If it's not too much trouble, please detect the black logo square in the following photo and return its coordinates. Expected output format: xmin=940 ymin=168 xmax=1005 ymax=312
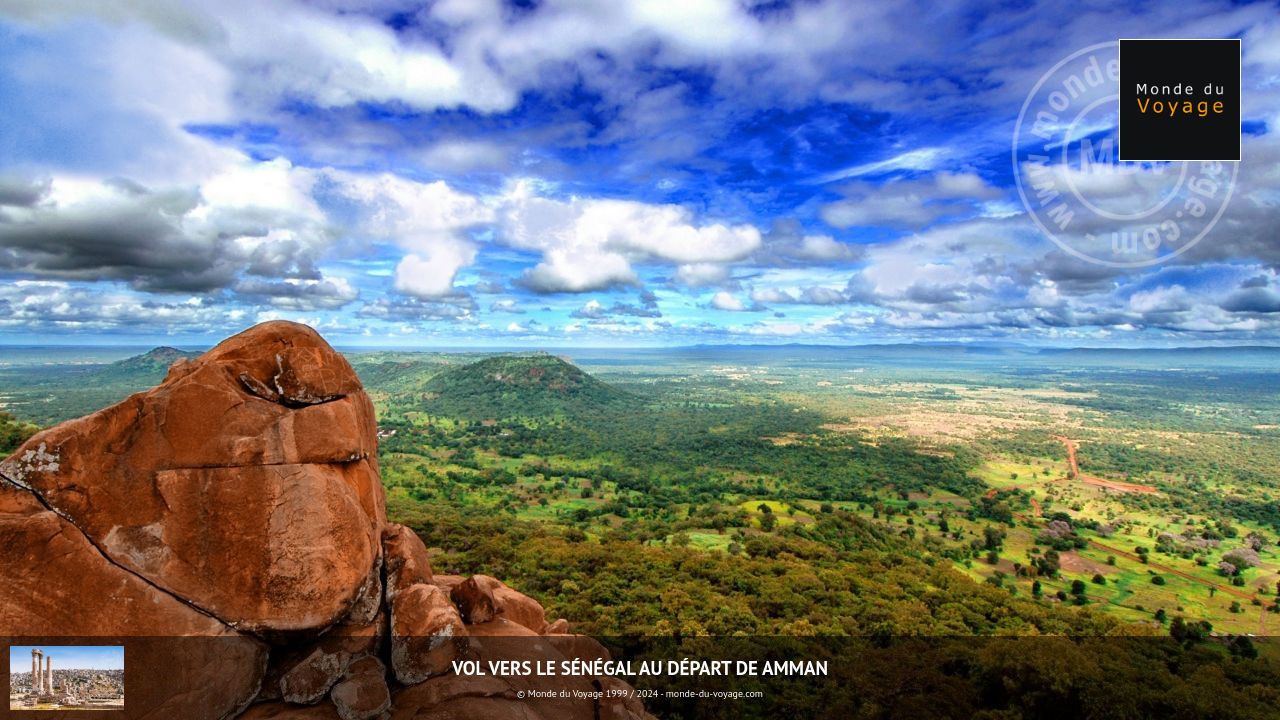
xmin=1119 ymin=38 xmax=1240 ymax=161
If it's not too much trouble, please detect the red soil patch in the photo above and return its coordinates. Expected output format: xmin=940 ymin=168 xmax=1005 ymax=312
xmin=1055 ymin=435 xmax=1157 ymax=494
xmin=1058 ymin=551 xmax=1114 ymax=576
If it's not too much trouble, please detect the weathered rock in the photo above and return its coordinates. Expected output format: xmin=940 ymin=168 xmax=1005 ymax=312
xmin=430 ymin=574 xmax=465 ymax=592
xmin=545 ymin=634 xmax=611 ymax=664
xmin=0 ymin=481 xmax=268 ymax=720
xmin=382 ymin=523 xmax=433 ymax=597
xmin=390 ymin=583 xmax=467 ymax=684
xmin=280 ymin=647 xmax=349 ymax=705
xmin=0 ymin=321 xmax=385 ymax=636
xmin=344 ymin=565 xmax=385 ymax=628
xmin=597 ymin=676 xmax=654 ymax=720
xmin=451 ymin=574 xmax=549 ymax=633
xmin=240 ymin=701 xmax=342 ymax=719
xmin=330 ymin=655 xmax=391 ymax=720
xmin=257 ymin=612 xmax=385 ymax=705
xmin=545 ymin=618 xmax=570 ymax=634
xmin=466 ymin=617 xmax=541 ymax=638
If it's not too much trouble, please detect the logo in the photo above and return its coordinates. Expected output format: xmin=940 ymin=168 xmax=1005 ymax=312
xmin=1119 ymin=39 xmax=1241 ymax=161
xmin=1012 ymin=42 xmax=1237 ymax=268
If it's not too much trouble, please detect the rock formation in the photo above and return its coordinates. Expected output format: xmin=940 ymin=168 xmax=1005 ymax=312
xmin=0 ymin=321 xmax=652 ymax=720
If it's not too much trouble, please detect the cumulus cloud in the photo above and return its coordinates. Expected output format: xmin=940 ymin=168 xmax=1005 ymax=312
xmin=674 ymin=262 xmax=733 ymax=288
xmin=488 ymin=298 xmax=524 ymax=313
xmin=357 ymin=294 xmax=476 ymax=322
xmin=4 ymin=0 xmax=1280 ymax=343
xmin=750 ymin=284 xmax=846 ymax=306
xmin=749 ymin=287 xmax=795 ymax=305
xmin=820 ymin=172 xmax=1003 ymax=230
xmin=753 ymin=220 xmax=862 ymax=267
xmin=502 ymin=181 xmax=760 ymax=293
xmin=711 ymin=291 xmax=760 ymax=312
xmin=0 ymin=160 xmax=338 ymax=297
xmin=0 ymin=279 xmax=239 ymax=332
xmin=332 ymin=171 xmax=493 ymax=298
xmin=570 ymin=291 xmax=661 ymax=320
xmin=419 ymin=140 xmax=510 ymax=173
xmin=232 ymin=276 xmax=357 ymax=310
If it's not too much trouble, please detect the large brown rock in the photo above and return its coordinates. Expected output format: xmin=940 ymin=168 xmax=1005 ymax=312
xmin=390 ymin=583 xmax=467 ymax=684
xmin=382 ymin=523 xmax=433 ymax=597
xmin=451 ymin=574 xmax=549 ymax=634
xmin=330 ymin=655 xmax=392 ymax=720
xmin=0 ymin=483 xmax=267 ymax=720
xmin=279 ymin=647 xmax=349 ymax=705
xmin=0 ymin=321 xmax=385 ymax=636
xmin=240 ymin=701 xmax=342 ymax=719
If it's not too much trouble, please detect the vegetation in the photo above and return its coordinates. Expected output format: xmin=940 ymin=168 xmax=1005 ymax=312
xmin=3 ymin=345 xmax=1278 ymax=655
xmin=4 ymin=344 xmax=1279 ymax=716
xmin=0 ymin=410 xmax=37 ymax=455
xmin=418 ymin=353 xmax=632 ymax=419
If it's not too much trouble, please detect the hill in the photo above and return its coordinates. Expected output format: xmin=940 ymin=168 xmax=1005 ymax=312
xmin=89 ymin=346 xmax=200 ymax=385
xmin=421 ymin=354 xmax=631 ymax=419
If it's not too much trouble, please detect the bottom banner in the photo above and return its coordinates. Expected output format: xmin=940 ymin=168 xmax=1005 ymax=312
xmin=4 ymin=634 xmax=1278 ymax=719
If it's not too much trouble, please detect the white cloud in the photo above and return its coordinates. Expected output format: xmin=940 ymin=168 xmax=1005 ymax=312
xmin=571 ymin=299 xmax=606 ymax=319
xmin=332 ymin=171 xmax=493 ymax=298
xmin=501 ymin=181 xmax=760 ymax=293
xmin=675 ymin=262 xmax=732 ymax=287
xmin=419 ymin=140 xmax=510 ymax=173
xmin=749 ymin=287 xmax=795 ymax=304
xmin=814 ymin=147 xmax=946 ymax=184
xmin=0 ymin=279 xmax=237 ymax=332
xmin=392 ymin=244 xmax=476 ymax=299
xmin=821 ymin=172 xmax=1003 ymax=230
xmin=710 ymin=291 xmax=746 ymax=311
xmin=0 ymin=158 xmax=337 ymax=294
xmin=488 ymin=298 xmax=523 ymax=313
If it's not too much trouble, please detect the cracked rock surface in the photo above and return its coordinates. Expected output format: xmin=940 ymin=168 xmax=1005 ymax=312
xmin=0 ymin=320 xmax=652 ymax=720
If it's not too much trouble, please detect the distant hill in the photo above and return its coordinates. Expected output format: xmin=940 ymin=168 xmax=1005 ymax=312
xmin=90 ymin=346 xmax=200 ymax=385
xmin=421 ymin=354 xmax=630 ymax=419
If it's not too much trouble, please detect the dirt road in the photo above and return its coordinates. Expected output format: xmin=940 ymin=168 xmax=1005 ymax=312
xmin=1053 ymin=435 xmax=1158 ymax=494
xmin=1085 ymin=538 xmax=1257 ymax=601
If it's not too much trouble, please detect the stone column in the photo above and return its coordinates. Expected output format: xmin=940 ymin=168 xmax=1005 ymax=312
xmin=31 ymin=649 xmax=39 ymax=693
xmin=45 ymin=656 xmax=53 ymax=693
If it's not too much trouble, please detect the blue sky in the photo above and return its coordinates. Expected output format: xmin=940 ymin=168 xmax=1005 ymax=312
xmin=9 ymin=645 xmax=123 ymax=673
xmin=0 ymin=1 xmax=1278 ymax=347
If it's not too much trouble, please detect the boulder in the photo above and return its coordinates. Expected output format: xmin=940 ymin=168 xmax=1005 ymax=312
xmin=430 ymin=574 xmax=466 ymax=592
xmin=545 ymin=634 xmax=611 ymax=664
xmin=390 ymin=583 xmax=467 ymax=684
xmin=0 ymin=321 xmax=385 ymax=636
xmin=0 ymin=482 xmax=268 ymax=720
xmin=279 ymin=647 xmax=349 ymax=705
xmin=451 ymin=574 xmax=549 ymax=633
xmin=240 ymin=701 xmax=342 ymax=719
xmin=330 ymin=655 xmax=391 ymax=720
xmin=382 ymin=523 xmax=433 ymax=597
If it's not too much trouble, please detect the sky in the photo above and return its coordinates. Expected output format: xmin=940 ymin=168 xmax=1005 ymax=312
xmin=9 ymin=645 xmax=124 ymax=673
xmin=0 ymin=0 xmax=1278 ymax=347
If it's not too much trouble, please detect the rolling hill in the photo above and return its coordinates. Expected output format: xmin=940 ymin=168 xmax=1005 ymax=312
xmin=91 ymin=346 xmax=200 ymax=384
xmin=420 ymin=354 xmax=631 ymax=419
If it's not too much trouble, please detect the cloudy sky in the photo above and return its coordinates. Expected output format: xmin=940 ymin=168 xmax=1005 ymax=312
xmin=1 ymin=0 xmax=1278 ymax=347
